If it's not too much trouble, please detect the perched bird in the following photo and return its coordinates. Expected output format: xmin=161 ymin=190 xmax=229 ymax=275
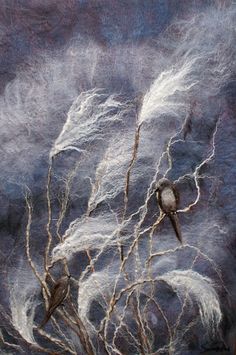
xmin=40 ymin=274 xmax=71 ymax=328
xmin=156 ymin=178 xmax=182 ymax=244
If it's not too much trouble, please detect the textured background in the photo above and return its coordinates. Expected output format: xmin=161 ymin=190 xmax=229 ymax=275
xmin=0 ymin=1 xmax=235 ymax=354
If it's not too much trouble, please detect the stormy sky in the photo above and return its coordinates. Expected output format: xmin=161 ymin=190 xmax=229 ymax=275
xmin=0 ymin=1 xmax=235 ymax=354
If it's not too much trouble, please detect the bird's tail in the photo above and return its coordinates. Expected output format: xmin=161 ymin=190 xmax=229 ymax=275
xmin=168 ymin=212 xmax=182 ymax=244
xmin=39 ymin=309 xmax=53 ymax=329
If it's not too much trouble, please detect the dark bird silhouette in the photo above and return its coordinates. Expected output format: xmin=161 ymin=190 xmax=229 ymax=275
xmin=40 ymin=274 xmax=71 ymax=328
xmin=156 ymin=178 xmax=182 ymax=244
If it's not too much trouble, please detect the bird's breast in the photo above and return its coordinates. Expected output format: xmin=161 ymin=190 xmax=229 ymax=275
xmin=161 ymin=187 xmax=177 ymax=212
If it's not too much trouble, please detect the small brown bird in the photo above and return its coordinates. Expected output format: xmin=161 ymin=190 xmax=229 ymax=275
xmin=156 ymin=178 xmax=182 ymax=244
xmin=40 ymin=274 xmax=71 ymax=328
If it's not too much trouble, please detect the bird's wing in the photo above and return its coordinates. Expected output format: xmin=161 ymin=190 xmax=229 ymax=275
xmin=173 ymin=185 xmax=180 ymax=207
xmin=39 ymin=278 xmax=69 ymax=328
xmin=49 ymin=279 xmax=68 ymax=309
xmin=157 ymin=191 xmax=164 ymax=212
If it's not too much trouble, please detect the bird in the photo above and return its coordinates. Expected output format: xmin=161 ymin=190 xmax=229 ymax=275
xmin=39 ymin=274 xmax=71 ymax=328
xmin=156 ymin=177 xmax=183 ymax=244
